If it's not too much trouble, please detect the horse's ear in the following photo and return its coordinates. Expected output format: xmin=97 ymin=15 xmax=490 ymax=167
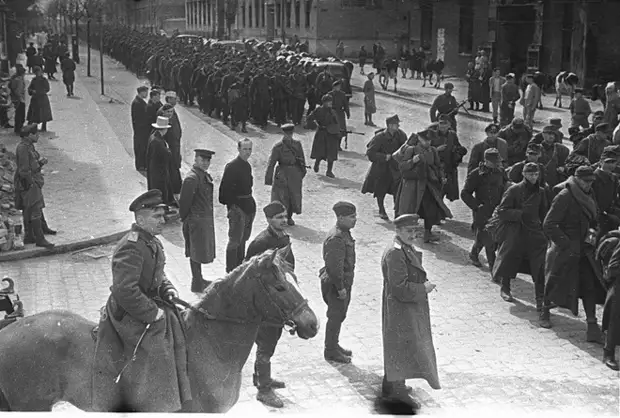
xmin=268 ymin=247 xmax=280 ymax=265
xmin=277 ymin=243 xmax=292 ymax=260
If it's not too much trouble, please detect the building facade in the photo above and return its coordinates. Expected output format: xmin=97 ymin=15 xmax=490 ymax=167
xmin=115 ymin=0 xmax=186 ymax=33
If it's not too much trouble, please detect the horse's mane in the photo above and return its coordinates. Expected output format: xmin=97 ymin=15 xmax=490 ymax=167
xmin=194 ymin=247 xmax=293 ymax=310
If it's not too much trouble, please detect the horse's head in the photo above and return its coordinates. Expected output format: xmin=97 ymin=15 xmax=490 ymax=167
xmin=246 ymin=245 xmax=319 ymax=340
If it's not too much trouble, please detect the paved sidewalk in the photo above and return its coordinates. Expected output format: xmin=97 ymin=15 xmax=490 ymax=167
xmin=349 ymin=71 xmax=604 ymax=133
xmin=0 ymin=57 xmax=147 ymax=261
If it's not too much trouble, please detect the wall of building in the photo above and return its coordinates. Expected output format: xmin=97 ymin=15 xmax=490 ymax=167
xmin=588 ymin=1 xmax=620 ymax=83
xmin=540 ymin=0 xmax=564 ymax=76
xmin=131 ymin=0 xmax=186 ymax=30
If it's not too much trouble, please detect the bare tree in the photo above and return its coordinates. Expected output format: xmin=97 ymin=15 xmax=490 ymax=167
xmin=82 ymin=0 xmax=104 ymax=77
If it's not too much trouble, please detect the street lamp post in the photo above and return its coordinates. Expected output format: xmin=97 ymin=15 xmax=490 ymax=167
xmin=99 ymin=15 xmax=104 ymax=95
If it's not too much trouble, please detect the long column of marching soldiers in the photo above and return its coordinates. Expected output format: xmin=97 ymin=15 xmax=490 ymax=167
xmin=94 ymin=25 xmax=341 ymax=132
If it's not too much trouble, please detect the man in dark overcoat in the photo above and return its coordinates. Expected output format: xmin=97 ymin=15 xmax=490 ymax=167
xmin=289 ymin=67 xmax=307 ymax=125
xmin=146 ymin=116 xmax=175 ymax=208
xmin=219 ymin=138 xmax=257 ymax=272
xmin=531 ymin=126 xmax=570 ymax=188
xmin=250 ymin=71 xmax=271 ymax=127
xmin=329 ymin=80 xmax=350 ymax=150
xmin=26 ymin=66 xmax=52 ymax=132
xmin=131 ymin=86 xmax=150 ymax=172
xmin=92 ymin=189 xmax=192 ymax=412
xmin=592 ymin=156 xmax=620 ymax=241
xmin=429 ymin=83 xmax=458 ymax=131
xmin=179 ymin=149 xmax=216 ymax=294
xmin=499 ymin=73 xmax=520 ymax=127
xmin=146 ymin=90 xmax=162 ymax=125
xmin=245 ymin=201 xmax=296 ymax=409
xmin=498 ymin=118 xmax=532 ymax=166
xmin=361 ymin=114 xmax=407 ymax=220
xmin=601 ymin=235 xmax=620 ymax=370
xmin=572 ymin=123 xmax=612 ymax=164
xmin=60 ymin=53 xmax=76 ymax=97
xmin=468 ymin=124 xmax=508 ymax=173
xmin=541 ymin=166 xmax=607 ymax=340
xmin=461 ymin=148 xmax=509 ymax=269
xmin=426 ymin=115 xmax=467 ymax=201
xmin=308 ymin=94 xmax=341 ymax=178
xmin=159 ymin=94 xmax=183 ymax=201
xmin=381 ymin=214 xmax=440 ymax=409
xmin=492 ymin=163 xmax=548 ymax=307
xmin=320 ymin=201 xmax=357 ymax=364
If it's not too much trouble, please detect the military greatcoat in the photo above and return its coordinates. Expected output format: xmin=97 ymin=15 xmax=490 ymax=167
xmin=381 ymin=237 xmax=440 ymax=389
xmin=265 ymin=137 xmax=307 ymax=214
xmin=309 ymin=105 xmax=341 ymax=162
xmin=179 ymin=165 xmax=216 ymax=264
xmin=92 ymin=225 xmax=192 ymax=412
xmin=361 ymin=128 xmax=407 ymax=197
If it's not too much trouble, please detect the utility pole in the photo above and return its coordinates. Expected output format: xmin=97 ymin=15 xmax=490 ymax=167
xmin=99 ymin=15 xmax=104 ymax=95
xmin=86 ymin=17 xmax=91 ymax=76
xmin=281 ymin=0 xmax=285 ymax=43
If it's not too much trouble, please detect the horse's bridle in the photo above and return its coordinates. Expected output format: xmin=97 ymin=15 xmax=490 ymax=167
xmin=171 ymin=269 xmax=309 ymax=335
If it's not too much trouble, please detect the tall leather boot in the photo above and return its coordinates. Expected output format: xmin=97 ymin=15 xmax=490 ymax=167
xmin=32 ymin=218 xmax=54 ymax=249
xmin=469 ymin=243 xmax=482 ymax=267
xmin=23 ymin=215 xmax=35 ymax=245
xmin=586 ymin=321 xmax=603 ymax=344
xmin=225 ymin=248 xmax=238 ymax=273
xmin=254 ymin=363 xmax=284 ymax=408
xmin=41 ymin=213 xmax=57 ymax=235
xmin=324 ymin=319 xmax=350 ymax=363
xmin=500 ymin=276 xmax=514 ymax=302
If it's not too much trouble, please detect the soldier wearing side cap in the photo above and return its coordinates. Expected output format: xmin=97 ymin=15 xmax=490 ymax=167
xmin=541 ymin=166 xmax=607 ymax=341
xmin=381 ymin=214 xmax=440 ymax=408
xmin=573 ymin=122 xmax=612 ymax=164
xmin=320 ymin=201 xmax=357 ymax=364
xmin=265 ymin=124 xmax=307 ymax=226
xmin=430 ymin=83 xmax=458 ymax=131
xmin=493 ymin=162 xmax=548 ymax=313
xmin=461 ymin=148 xmax=509 ymax=269
xmin=328 ymin=80 xmax=350 ymax=151
xmin=245 ymin=201 xmax=296 ymax=409
xmin=361 ymin=114 xmax=407 ymax=220
xmin=92 ymin=189 xmax=191 ymax=412
xmin=179 ymin=149 xmax=216 ymax=293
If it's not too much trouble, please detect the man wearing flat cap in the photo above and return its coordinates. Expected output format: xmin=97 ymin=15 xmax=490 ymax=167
xmin=380 ymin=214 xmax=440 ymax=409
xmin=265 ymin=123 xmax=307 ymax=225
xmin=497 ymin=117 xmax=532 ymax=166
xmin=308 ymin=94 xmax=341 ymax=177
xmin=467 ymin=123 xmax=508 ymax=174
xmin=542 ymin=165 xmax=607 ymax=342
xmin=430 ymin=83 xmax=458 ymax=131
xmin=493 ymin=162 xmax=548 ymax=308
xmin=92 ymin=189 xmax=192 ymax=412
xmin=14 ymin=123 xmax=55 ymax=248
xmin=320 ymin=201 xmax=357 ymax=363
xmin=573 ymin=122 xmax=611 ymax=164
xmin=328 ymin=80 xmax=350 ymax=151
xmin=361 ymin=114 xmax=407 ymax=220
xmin=179 ymin=149 xmax=216 ymax=293
xmin=245 ymin=201 xmax=296 ymax=408
xmin=507 ymin=142 xmax=547 ymax=186
xmin=532 ymin=125 xmax=570 ymax=188
xmin=499 ymin=73 xmax=520 ymax=127
xmin=461 ymin=148 xmax=509 ymax=269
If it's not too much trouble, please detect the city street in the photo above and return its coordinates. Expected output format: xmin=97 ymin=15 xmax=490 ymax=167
xmin=1 ymin=48 xmax=617 ymax=415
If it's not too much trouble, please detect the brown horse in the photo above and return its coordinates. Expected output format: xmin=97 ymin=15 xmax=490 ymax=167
xmin=0 ymin=245 xmax=319 ymax=412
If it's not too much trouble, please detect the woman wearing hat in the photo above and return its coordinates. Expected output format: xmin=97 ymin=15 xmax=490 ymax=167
xmin=146 ymin=116 xmax=176 ymax=210
xmin=26 ymin=66 xmax=53 ymax=132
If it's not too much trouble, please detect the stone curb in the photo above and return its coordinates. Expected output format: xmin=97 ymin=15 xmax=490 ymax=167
xmin=0 ymin=230 xmax=129 ymax=262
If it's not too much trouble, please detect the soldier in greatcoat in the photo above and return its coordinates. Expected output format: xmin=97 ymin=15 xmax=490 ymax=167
xmin=246 ymin=201 xmax=296 ymax=408
xmin=467 ymin=124 xmax=508 ymax=173
xmin=572 ymin=123 xmax=612 ymax=164
xmin=265 ymin=124 xmax=306 ymax=226
xmin=541 ymin=166 xmax=607 ymax=340
xmin=329 ymin=80 xmax=350 ymax=151
xmin=499 ymin=73 xmax=520 ymax=127
xmin=179 ymin=149 xmax=216 ymax=294
xmin=131 ymin=86 xmax=150 ymax=172
xmin=492 ymin=163 xmax=548 ymax=307
xmin=381 ymin=214 xmax=440 ymax=409
xmin=361 ymin=114 xmax=407 ymax=220
xmin=497 ymin=118 xmax=533 ymax=166
xmin=429 ymin=83 xmax=458 ymax=131
xmin=308 ymin=94 xmax=341 ymax=178
xmin=600 ymin=234 xmax=620 ymax=371
xmin=461 ymin=148 xmax=509 ymax=269
xmin=531 ymin=126 xmax=570 ymax=188
xmin=92 ymin=189 xmax=192 ymax=412
xmin=426 ymin=115 xmax=467 ymax=201
xmin=320 ymin=201 xmax=357 ymax=364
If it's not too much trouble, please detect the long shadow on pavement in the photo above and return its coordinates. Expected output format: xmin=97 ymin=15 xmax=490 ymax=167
xmin=417 ymin=234 xmax=471 ymax=267
xmin=287 ymin=224 xmax=325 ymax=245
xmin=320 ymin=175 xmax=363 ymax=190
xmin=339 ymin=150 xmax=368 ymax=161
xmin=438 ymin=218 xmax=474 ymax=241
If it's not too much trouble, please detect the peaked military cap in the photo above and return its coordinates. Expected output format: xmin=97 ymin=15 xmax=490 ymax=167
xmin=263 ymin=201 xmax=287 ymax=218
xmin=575 ymin=165 xmax=595 ymax=180
xmin=549 ymin=118 xmax=562 ymax=127
xmin=542 ymin=125 xmax=556 ymax=133
xmin=165 ymin=91 xmax=177 ymax=99
xmin=527 ymin=143 xmax=542 ymax=153
xmin=332 ymin=80 xmax=341 ymax=87
xmin=506 ymin=73 xmax=515 ymax=79
xmin=596 ymin=123 xmax=610 ymax=132
xmin=522 ymin=162 xmax=540 ymax=174
xmin=281 ymin=123 xmax=295 ymax=132
xmin=19 ymin=123 xmax=38 ymax=137
xmin=393 ymin=214 xmax=419 ymax=228
xmin=574 ymin=87 xmax=584 ymax=93
xmin=485 ymin=123 xmax=499 ymax=132
xmin=194 ymin=149 xmax=215 ymax=159
xmin=129 ymin=189 xmax=167 ymax=212
xmin=593 ymin=110 xmax=605 ymax=117
xmin=332 ymin=201 xmax=356 ymax=217
xmin=386 ymin=115 xmax=400 ymax=125
xmin=484 ymin=148 xmax=500 ymax=160
xmin=444 ymin=82 xmax=454 ymax=90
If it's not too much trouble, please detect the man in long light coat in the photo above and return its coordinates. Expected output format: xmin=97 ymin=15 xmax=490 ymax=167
xmin=381 ymin=214 xmax=440 ymax=409
xmin=178 ymin=149 xmax=216 ymax=293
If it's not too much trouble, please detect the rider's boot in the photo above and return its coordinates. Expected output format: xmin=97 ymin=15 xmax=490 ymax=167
xmin=255 ymin=363 xmax=284 ymax=408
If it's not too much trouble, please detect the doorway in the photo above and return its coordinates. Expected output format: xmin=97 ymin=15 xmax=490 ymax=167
xmin=496 ymin=4 xmax=536 ymax=76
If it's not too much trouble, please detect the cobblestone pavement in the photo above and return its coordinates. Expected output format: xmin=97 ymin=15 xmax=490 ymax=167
xmin=349 ymin=70 xmax=605 ymax=133
xmin=2 ymin=49 xmax=617 ymax=415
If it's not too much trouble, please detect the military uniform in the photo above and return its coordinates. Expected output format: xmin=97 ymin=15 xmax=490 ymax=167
xmin=430 ymin=92 xmax=458 ymax=130
xmin=329 ymin=85 xmax=350 ymax=147
xmin=92 ymin=190 xmax=191 ymax=412
xmin=320 ymin=202 xmax=356 ymax=363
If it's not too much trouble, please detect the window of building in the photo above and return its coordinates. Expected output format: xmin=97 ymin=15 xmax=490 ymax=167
xmin=202 ymin=1 xmax=207 ymax=27
xmin=276 ymin=3 xmax=281 ymax=27
xmin=286 ymin=0 xmax=291 ymax=27
xmin=249 ymin=4 xmax=253 ymax=27
xmin=241 ymin=4 xmax=246 ymax=27
xmin=207 ymin=1 xmax=211 ymax=26
xmin=255 ymin=0 xmax=260 ymax=29
xmin=305 ymin=0 xmax=311 ymax=27
xmin=341 ymin=0 xmax=366 ymax=8
xmin=458 ymin=0 xmax=474 ymax=54
xmin=261 ymin=1 xmax=265 ymax=27
xmin=295 ymin=0 xmax=300 ymax=28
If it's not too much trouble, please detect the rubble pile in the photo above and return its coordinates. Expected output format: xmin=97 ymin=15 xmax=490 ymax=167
xmin=0 ymin=145 xmax=22 ymax=252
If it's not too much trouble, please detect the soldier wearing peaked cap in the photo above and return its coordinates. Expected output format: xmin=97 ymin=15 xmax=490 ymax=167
xmin=320 ymin=201 xmax=357 ymax=364
xmin=92 ymin=189 xmax=192 ymax=411
xmin=361 ymin=114 xmax=407 ymax=221
xmin=179 ymin=149 xmax=216 ymax=293
xmin=467 ymin=123 xmax=508 ymax=174
xmin=265 ymin=123 xmax=307 ymax=226
xmin=430 ymin=83 xmax=458 ymax=131
xmin=507 ymin=141 xmax=548 ymax=187
xmin=245 ymin=201 xmax=296 ymax=408
xmin=461 ymin=147 xmax=509 ymax=269
xmin=381 ymin=213 xmax=440 ymax=407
